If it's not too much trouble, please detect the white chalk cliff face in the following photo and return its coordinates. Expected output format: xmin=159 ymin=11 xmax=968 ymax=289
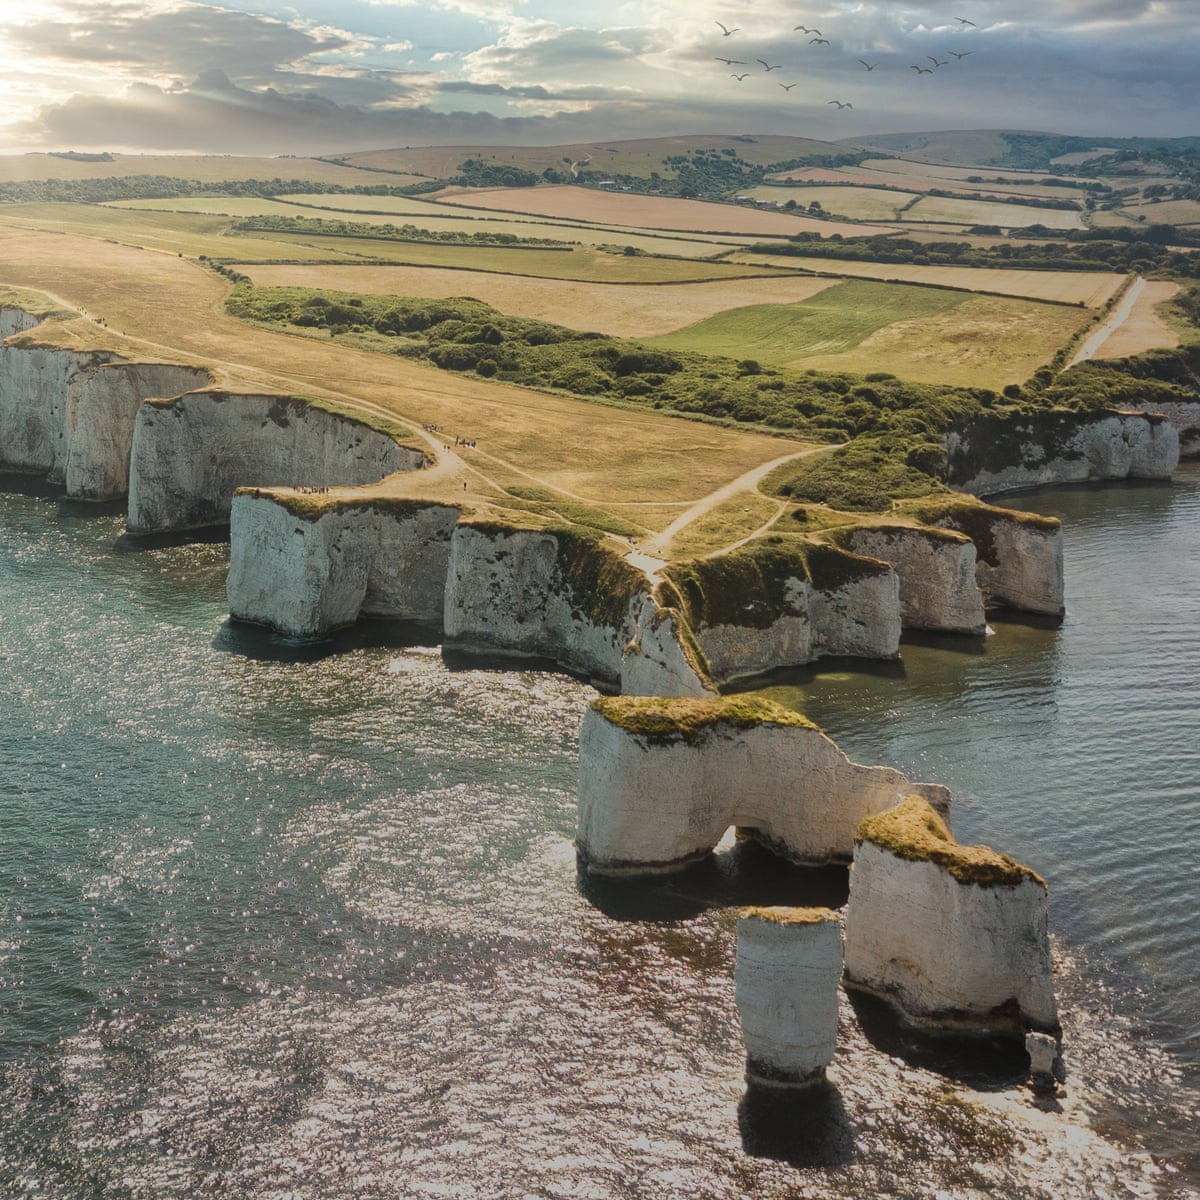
xmin=1 ymin=310 xmax=213 ymax=499
xmin=842 ymin=526 xmax=984 ymax=635
xmin=1130 ymin=399 xmax=1200 ymax=458
xmin=443 ymin=523 xmax=709 ymax=695
xmin=0 ymin=339 xmax=115 ymax=477
xmin=227 ymin=494 xmax=461 ymax=637
xmin=127 ymin=392 xmax=425 ymax=533
xmin=843 ymin=798 xmax=1059 ymax=1036
xmin=66 ymin=363 xmax=212 ymax=499
xmin=666 ymin=550 xmax=902 ymax=685
xmin=575 ymin=697 xmax=950 ymax=873
xmin=946 ymin=411 xmax=1178 ymax=497
xmin=736 ymin=908 xmax=843 ymax=1087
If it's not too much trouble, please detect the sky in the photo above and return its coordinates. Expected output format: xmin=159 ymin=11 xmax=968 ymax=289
xmin=0 ymin=0 xmax=1195 ymax=156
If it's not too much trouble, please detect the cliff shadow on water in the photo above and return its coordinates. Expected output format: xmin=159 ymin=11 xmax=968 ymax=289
xmin=578 ymin=840 xmax=850 ymax=923
xmin=213 ymin=615 xmax=443 ymax=663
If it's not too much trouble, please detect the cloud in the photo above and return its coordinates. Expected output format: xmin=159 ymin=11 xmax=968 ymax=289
xmin=0 ymin=0 xmax=1197 ymax=154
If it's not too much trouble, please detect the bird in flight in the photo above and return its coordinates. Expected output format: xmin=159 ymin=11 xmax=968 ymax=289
xmin=758 ymin=58 xmax=783 ymax=70
xmin=794 ymin=25 xmax=820 ymax=35
xmin=955 ymin=16 xmax=977 ymax=26
xmin=714 ymin=21 xmax=740 ymax=35
xmin=715 ymin=57 xmax=746 ymax=64
xmin=857 ymin=59 xmax=876 ymax=71
xmin=910 ymin=64 xmax=932 ymax=73
xmin=827 ymin=100 xmax=853 ymax=109
xmin=948 ymin=50 xmax=974 ymax=59
xmin=779 ymin=81 xmax=799 ymax=90
xmin=810 ymin=37 xmax=831 ymax=45
xmin=928 ymin=55 xmax=948 ymax=67
xmin=731 ymin=73 xmax=750 ymax=80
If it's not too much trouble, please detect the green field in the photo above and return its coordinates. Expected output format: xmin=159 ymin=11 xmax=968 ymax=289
xmin=649 ymin=280 xmax=970 ymax=361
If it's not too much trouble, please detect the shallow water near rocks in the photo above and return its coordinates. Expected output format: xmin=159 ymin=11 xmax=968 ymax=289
xmin=0 ymin=470 xmax=1197 ymax=1198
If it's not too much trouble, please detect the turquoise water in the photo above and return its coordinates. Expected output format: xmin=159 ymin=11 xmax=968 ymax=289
xmin=1 ymin=473 xmax=1197 ymax=1197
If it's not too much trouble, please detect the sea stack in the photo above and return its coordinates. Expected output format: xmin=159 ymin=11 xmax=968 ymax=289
xmin=843 ymin=796 xmax=1059 ymax=1038
xmin=576 ymin=695 xmax=950 ymax=873
xmin=735 ymin=907 xmax=842 ymax=1088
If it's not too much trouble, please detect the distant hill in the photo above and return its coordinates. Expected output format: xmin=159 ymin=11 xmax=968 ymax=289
xmin=322 ymin=134 xmax=852 ymax=182
xmin=843 ymin=129 xmax=1200 ymax=170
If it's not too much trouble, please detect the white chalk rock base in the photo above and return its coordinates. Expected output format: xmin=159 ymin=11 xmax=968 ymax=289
xmin=736 ymin=907 xmax=842 ymax=1087
xmin=844 ymin=796 xmax=1059 ymax=1037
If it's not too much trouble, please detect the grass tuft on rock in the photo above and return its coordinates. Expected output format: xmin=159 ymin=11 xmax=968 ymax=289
xmin=856 ymin=796 xmax=1044 ymax=889
xmin=592 ymin=694 xmax=816 ymax=745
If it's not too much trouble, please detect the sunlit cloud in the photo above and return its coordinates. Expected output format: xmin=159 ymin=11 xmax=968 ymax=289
xmin=0 ymin=0 xmax=1195 ymax=154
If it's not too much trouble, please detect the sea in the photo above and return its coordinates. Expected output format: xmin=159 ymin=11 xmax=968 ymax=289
xmin=0 ymin=467 xmax=1197 ymax=1199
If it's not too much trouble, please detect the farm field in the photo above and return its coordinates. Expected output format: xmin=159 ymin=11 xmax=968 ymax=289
xmin=724 ymin=253 xmax=1126 ymax=306
xmin=434 ymin=184 xmax=894 ymax=238
xmin=106 ymin=193 xmax=751 ymax=258
xmin=238 ymin=263 xmax=842 ymax=337
xmin=0 ymin=152 xmax=418 ymax=188
xmin=771 ymin=162 xmax=1086 ymax=202
xmin=1075 ymin=280 xmax=1181 ymax=361
xmin=650 ymin=279 xmax=971 ymax=363
xmin=331 ymin=134 xmax=842 ymax=180
xmin=227 ymin=234 xmax=782 ymax=282
xmin=744 ymin=185 xmax=918 ymax=220
xmin=0 ymin=203 xmax=365 ymax=262
xmin=1122 ymin=199 xmax=1200 ymax=226
xmin=0 ymin=224 xmax=800 ymax=509
xmin=902 ymin=194 xmax=1084 ymax=229
xmin=798 ymin=292 xmax=1091 ymax=386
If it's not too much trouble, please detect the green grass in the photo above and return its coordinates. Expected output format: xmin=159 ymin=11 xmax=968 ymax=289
xmin=650 ymin=280 xmax=971 ymax=363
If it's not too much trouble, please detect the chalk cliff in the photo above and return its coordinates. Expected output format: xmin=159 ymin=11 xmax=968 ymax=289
xmin=660 ymin=541 xmax=901 ymax=684
xmin=228 ymin=491 xmax=461 ymax=637
xmin=736 ymin=907 xmax=842 ymax=1087
xmin=575 ymin=696 xmax=950 ymax=873
xmin=2 ymin=308 xmax=212 ymax=498
xmin=0 ymin=337 xmax=116 ymax=478
xmin=444 ymin=520 xmax=709 ymax=694
xmin=837 ymin=524 xmax=984 ymax=635
xmin=66 ymin=363 xmax=212 ymax=499
xmin=901 ymin=498 xmax=1065 ymax=618
xmin=1129 ymin=399 xmax=1200 ymax=458
xmin=944 ymin=409 xmax=1178 ymax=497
xmin=843 ymin=796 xmax=1059 ymax=1036
xmin=127 ymin=392 xmax=425 ymax=533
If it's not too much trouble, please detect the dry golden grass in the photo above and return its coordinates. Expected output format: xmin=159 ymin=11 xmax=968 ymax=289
xmin=0 ymin=203 xmax=363 ymax=262
xmin=239 ymin=263 xmax=840 ymax=337
xmin=667 ymin=492 xmax=785 ymax=558
xmin=0 ymin=224 xmax=795 ymax=509
xmin=0 ymin=152 xmax=417 ymax=187
xmin=903 ymin=195 xmax=1084 ymax=230
xmin=745 ymin=185 xmax=918 ymax=221
xmin=433 ymin=184 xmax=894 ymax=238
xmin=724 ymin=252 xmax=1124 ymax=307
xmin=770 ymin=162 xmax=1084 ymax=202
xmin=333 ymin=134 xmax=843 ymax=180
xmin=797 ymin=293 xmax=1090 ymax=387
xmin=1084 ymin=281 xmax=1181 ymax=360
xmin=1122 ymin=199 xmax=1200 ymax=226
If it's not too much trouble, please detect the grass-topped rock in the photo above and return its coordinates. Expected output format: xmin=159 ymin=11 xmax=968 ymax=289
xmin=855 ymin=795 xmax=1043 ymax=890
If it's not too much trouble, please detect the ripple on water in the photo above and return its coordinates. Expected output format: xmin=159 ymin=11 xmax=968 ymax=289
xmin=1 ymin=486 xmax=1198 ymax=1196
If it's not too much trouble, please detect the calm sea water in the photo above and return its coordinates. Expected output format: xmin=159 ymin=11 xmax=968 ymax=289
xmin=0 ymin=471 xmax=1197 ymax=1198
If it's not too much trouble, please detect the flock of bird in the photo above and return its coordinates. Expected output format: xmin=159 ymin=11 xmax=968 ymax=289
xmin=712 ymin=14 xmax=979 ymax=110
